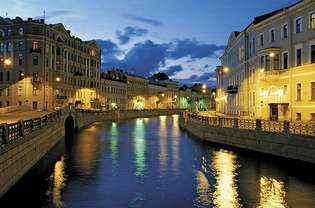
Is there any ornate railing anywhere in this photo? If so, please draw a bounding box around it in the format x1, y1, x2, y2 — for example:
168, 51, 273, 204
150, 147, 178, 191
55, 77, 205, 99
0, 109, 64, 148
183, 112, 315, 137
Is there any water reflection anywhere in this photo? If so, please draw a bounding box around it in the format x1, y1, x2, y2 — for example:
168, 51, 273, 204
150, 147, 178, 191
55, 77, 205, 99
73, 125, 100, 175
171, 115, 180, 175
110, 122, 118, 168
159, 116, 168, 174
133, 118, 146, 177
258, 176, 287, 208
3, 116, 315, 208
195, 170, 212, 206
51, 156, 66, 208
212, 150, 241, 208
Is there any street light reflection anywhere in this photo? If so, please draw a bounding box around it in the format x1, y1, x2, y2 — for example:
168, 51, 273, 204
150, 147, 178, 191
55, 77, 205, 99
212, 149, 241, 208
133, 118, 146, 177
52, 156, 66, 208
258, 176, 287, 208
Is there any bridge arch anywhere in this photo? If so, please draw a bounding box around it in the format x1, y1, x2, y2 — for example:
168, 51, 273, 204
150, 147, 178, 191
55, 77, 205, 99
64, 115, 75, 150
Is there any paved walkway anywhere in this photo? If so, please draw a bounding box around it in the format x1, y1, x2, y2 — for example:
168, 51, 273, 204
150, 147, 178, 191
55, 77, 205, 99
0, 111, 50, 124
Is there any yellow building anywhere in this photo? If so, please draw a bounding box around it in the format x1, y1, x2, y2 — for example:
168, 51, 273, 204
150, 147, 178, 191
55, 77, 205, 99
217, 0, 315, 121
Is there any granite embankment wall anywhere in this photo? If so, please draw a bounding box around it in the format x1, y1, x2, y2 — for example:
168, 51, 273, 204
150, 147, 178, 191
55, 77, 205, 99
179, 117, 315, 163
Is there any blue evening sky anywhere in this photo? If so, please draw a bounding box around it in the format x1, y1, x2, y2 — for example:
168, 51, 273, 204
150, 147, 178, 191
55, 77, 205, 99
0, 0, 297, 86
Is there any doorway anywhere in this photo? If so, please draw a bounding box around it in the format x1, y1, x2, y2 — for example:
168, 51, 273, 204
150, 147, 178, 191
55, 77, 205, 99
269, 104, 278, 121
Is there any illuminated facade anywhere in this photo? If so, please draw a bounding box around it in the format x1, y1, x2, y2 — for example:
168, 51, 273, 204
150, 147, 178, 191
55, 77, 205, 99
0, 17, 101, 111
217, 0, 315, 121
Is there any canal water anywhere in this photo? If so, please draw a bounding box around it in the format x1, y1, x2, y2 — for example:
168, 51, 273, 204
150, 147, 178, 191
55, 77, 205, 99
2, 115, 315, 208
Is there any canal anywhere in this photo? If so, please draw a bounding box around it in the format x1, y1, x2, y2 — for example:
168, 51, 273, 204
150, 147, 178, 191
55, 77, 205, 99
2, 115, 315, 207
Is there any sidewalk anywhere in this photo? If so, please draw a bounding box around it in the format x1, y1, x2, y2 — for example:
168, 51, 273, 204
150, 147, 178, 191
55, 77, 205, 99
0, 110, 50, 124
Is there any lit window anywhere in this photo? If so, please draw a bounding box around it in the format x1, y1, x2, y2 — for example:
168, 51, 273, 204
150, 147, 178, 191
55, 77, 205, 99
32, 41, 39, 50
311, 12, 315, 29
311, 113, 315, 121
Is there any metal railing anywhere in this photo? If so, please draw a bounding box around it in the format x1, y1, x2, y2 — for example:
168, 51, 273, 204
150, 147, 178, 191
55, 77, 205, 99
0, 109, 64, 148
183, 112, 315, 137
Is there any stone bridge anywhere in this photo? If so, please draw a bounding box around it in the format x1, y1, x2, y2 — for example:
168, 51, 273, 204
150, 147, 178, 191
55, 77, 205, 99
0, 108, 183, 197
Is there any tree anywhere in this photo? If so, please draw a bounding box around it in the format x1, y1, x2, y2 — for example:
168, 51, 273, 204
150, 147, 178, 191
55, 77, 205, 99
149, 72, 169, 80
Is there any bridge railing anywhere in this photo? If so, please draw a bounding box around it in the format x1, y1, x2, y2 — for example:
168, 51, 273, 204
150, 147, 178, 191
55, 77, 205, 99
182, 112, 315, 137
0, 108, 66, 149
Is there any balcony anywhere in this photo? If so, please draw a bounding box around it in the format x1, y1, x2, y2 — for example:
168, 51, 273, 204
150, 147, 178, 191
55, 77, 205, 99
226, 85, 238, 94
259, 69, 287, 81
30, 48, 41, 53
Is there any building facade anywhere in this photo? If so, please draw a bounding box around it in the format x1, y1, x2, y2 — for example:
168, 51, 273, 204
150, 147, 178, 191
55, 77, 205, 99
217, 0, 315, 121
0, 17, 101, 111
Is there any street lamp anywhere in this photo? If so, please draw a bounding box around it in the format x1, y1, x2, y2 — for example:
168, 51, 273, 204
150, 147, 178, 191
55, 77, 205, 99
223, 67, 229, 73
202, 84, 207, 89
56, 77, 61, 82
3, 58, 12, 67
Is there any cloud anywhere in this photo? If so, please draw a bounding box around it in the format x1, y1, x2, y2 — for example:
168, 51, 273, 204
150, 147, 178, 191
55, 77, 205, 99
97, 37, 224, 86
122, 13, 162, 27
168, 39, 225, 60
120, 40, 169, 76
34, 10, 74, 20
163, 65, 184, 77
116, 26, 149, 45
174, 72, 216, 87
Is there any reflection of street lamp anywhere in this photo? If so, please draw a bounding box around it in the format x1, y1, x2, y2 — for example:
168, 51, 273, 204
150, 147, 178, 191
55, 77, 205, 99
161, 93, 165, 97
174, 95, 178, 99
56, 77, 61, 82
223, 67, 229, 73
202, 89, 206, 94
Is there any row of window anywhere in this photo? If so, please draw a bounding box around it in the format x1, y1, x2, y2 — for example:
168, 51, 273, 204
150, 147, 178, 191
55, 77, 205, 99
296, 82, 315, 101
296, 113, 315, 121
259, 11, 315, 47
0, 26, 98, 55
259, 42, 315, 70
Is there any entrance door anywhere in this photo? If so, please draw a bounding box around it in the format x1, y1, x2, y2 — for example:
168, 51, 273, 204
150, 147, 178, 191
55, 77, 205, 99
269, 104, 278, 120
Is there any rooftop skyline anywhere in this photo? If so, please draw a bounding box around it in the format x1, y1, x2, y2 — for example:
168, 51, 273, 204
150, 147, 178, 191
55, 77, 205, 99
0, 0, 298, 86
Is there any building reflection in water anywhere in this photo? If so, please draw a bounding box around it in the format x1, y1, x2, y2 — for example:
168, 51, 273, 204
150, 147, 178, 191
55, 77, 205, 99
212, 149, 241, 208
258, 176, 287, 208
159, 116, 168, 174
51, 156, 66, 208
133, 118, 146, 177
171, 115, 180, 175
73, 125, 100, 175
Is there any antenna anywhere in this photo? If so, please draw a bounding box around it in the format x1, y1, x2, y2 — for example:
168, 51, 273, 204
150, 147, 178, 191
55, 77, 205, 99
5, 11, 8, 17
